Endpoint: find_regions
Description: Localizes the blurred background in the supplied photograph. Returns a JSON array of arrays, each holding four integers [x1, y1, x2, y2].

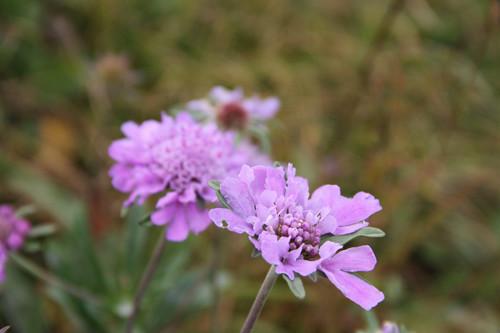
[[1, 0, 500, 332]]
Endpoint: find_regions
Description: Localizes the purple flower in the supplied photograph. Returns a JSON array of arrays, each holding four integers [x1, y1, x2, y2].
[[208, 164, 384, 310], [381, 322, 400, 333], [186, 86, 280, 130], [0, 205, 31, 282], [317, 244, 384, 310], [109, 113, 266, 242]]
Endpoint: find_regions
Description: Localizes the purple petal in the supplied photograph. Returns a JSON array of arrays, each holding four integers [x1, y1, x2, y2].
[[208, 208, 253, 234], [157, 192, 179, 208], [210, 86, 243, 104], [260, 234, 290, 266], [289, 259, 319, 277], [326, 245, 377, 272], [382, 322, 400, 333], [317, 214, 337, 235], [322, 269, 384, 310], [286, 176, 309, 206], [258, 190, 277, 207], [220, 177, 255, 217], [166, 206, 189, 242], [275, 265, 296, 280], [318, 241, 343, 260], [242, 96, 280, 119], [186, 204, 211, 234], [308, 185, 341, 211], [333, 191, 382, 227], [151, 205, 177, 226], [334, 221, 368, 235], [264, 167, 285, 195]]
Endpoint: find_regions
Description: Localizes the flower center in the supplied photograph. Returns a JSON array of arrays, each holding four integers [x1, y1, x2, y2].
[[277, 215, 321, 259], [217, 102, 248, 130]]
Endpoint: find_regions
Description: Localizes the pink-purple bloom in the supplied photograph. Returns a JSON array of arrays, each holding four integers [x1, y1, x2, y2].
[[381, 322, 400, 333], [0, 205, 31, 282], [109, 112, 267, 242], [209, 164, 384, 310], [186, 86, 280, 130]]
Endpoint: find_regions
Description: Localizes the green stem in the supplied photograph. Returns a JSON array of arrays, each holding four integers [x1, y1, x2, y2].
[[125, 233, 166, 333], [10, 253, 102, 305], [239, 266, 278, 333]]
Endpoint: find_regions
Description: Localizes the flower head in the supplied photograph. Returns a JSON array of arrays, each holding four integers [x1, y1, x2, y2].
[[109, 113, 266, 242], [209, 163, 384, 310], [0, 205, 31, 282], [186, 86, 280, 130]]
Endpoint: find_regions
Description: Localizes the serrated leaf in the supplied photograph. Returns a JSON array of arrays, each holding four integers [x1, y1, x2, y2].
[[283, 275, 306, 299], [208, 180, 221, 191], [323, 227, 385, 245]]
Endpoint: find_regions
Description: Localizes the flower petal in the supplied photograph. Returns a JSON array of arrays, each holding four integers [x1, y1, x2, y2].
[[322, 269, 384, 310], [220, 177, 255, 217], [166, 206, 189, 242], [318, 241, 343, 260], [334, 221, 368, 235], [151, 205, 177, 226], [333, 191, 382, 227], [186, 204, 211, 234], [317, 214, 337, 235], [260, 234, 290, 266], [208, 208, 253, 234], [328, 245, 377, 272], [290, 259, 319, 277]]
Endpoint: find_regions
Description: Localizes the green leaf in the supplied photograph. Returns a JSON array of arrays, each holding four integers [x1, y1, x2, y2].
[[28, 224, 57, 238], [307, 271, 318, 283], [283, 275, 306, 299], [323, 227, 385, 245], [215, 190, 231, 209], [208, 180, 221, 191], [251, 248, 261, 258], [15, 205, 36, 217]]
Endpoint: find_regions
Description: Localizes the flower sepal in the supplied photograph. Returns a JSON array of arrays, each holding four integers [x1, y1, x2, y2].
[[322, 226, 385, 245], [282, 274, 306, 299]]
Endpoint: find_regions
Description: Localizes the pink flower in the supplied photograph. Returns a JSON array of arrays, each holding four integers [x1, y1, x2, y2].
[[0, 205, 32, 283], [209, 164, 384, 310], [109, 113, 267, 242], [317, 244, 384, 310], [186, 86, 280, 130]]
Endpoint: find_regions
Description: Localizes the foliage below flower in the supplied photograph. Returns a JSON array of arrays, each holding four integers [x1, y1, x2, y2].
[[0, 205, 31, 282], [209, 163, 384, 310], [109, 113, 267, 241]]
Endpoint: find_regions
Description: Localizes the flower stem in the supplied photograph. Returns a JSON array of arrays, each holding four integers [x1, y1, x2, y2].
[[240, 265, 278, 333], [10, 253, 102, 305], [125, 233, 166, 333]]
